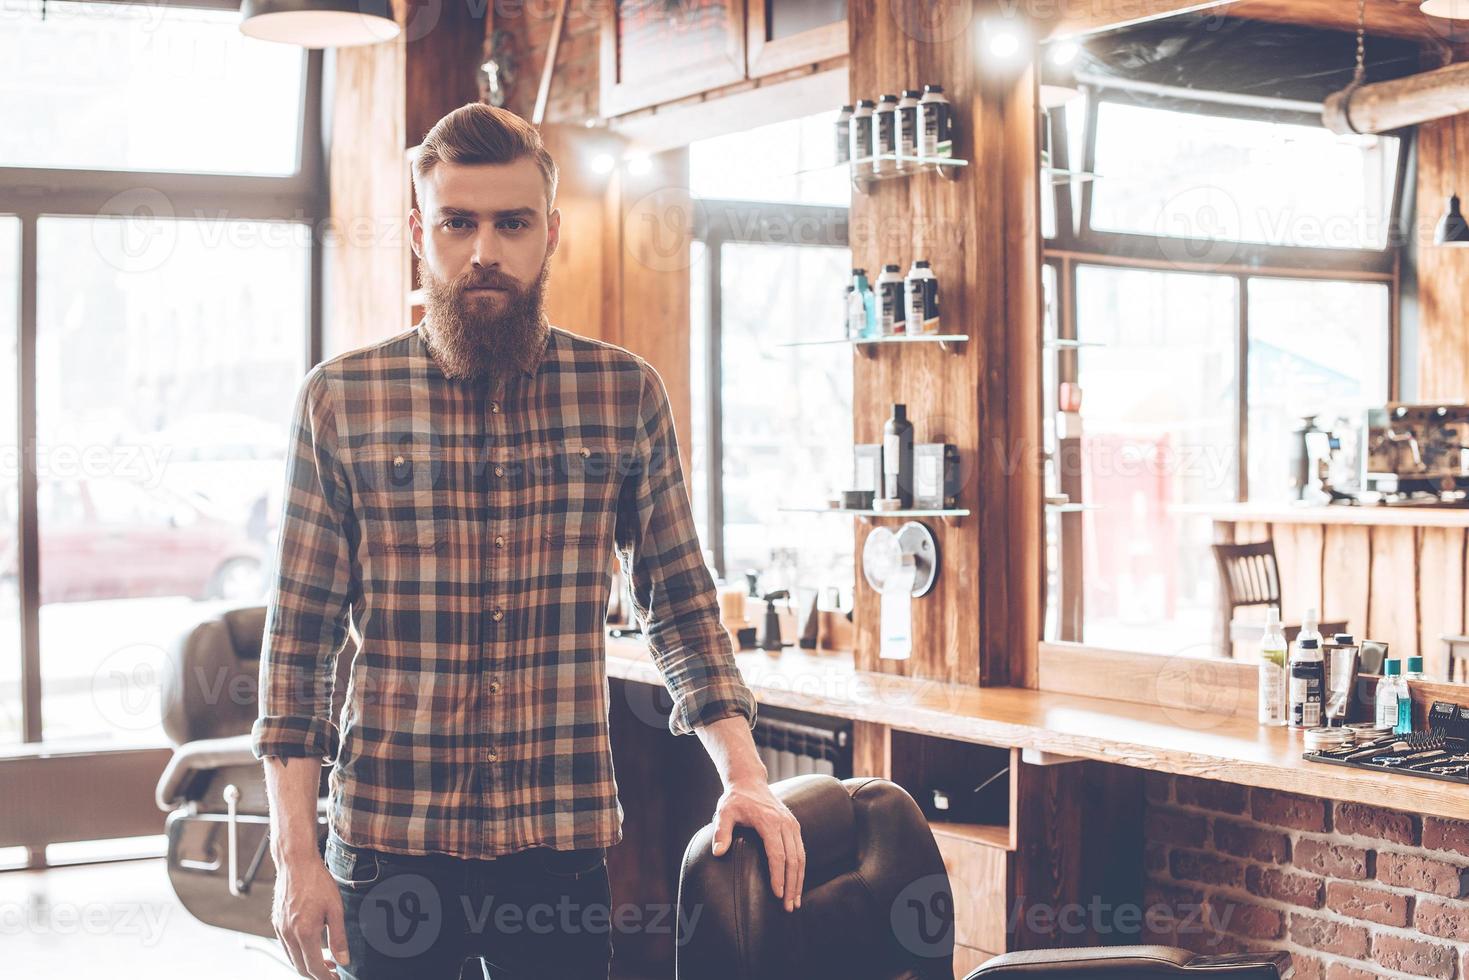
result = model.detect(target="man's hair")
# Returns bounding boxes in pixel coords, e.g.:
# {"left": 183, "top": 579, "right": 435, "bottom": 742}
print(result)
{"left": 412, "top": 103, "right": 559, "bottom": 211}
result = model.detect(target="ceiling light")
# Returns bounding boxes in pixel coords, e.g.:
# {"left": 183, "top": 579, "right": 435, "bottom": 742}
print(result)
{"left": 590, "top": 153, "right": 616, "bottom": 175}
{"left": 1436, "top": 195, "right": 1469, "bottom": 245}
{"left": 1049, "top": 41, "right": 1081, "bottom": 66}
{"left": 1421, "top": 0, "right": 1469, "bottom": 19}
{"left": 240, "top": 0, "right": 399, "bottom": 47}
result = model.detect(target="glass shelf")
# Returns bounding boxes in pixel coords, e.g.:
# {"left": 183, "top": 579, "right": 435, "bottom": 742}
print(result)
{"left": 780, "top": 505, "right": 970, "bottom": 525}
{"left": 776, "top": 333, "right": 970, "bottom": 356}
{"left": 1042, "top": 166, "right": 1100, "bottom": 185}
{"left": 1045, "top": 502, "right": 1099, "bottom": 513}
{"left": 1042, "top": 339, "right": 1104, "bottom": 350}
{"left": 793, "top": 155, "right": 970, "bottom": 193}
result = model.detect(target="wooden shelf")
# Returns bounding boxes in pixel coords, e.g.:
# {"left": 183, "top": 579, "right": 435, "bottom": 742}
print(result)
{"left": 776, "top": 333, "right": 970, "bottom": 355}
{"left": 928, "top": 820, "right": 1012, "bottom": 850}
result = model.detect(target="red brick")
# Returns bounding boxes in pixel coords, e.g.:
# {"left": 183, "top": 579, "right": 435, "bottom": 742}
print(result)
{"left": 1210, "top": 897, "right": 1283, "bottom": 940}
{"left": 1170, "top": 849, "right": 1245, "bottom": 889}
{"left": 1371, "top": 933, "right": 1457, "bottom": 979}
{"left": 1325, "top": 965, "right": 1384, "bottom": 980}
{"left": 1376, "top": 852, "right": 1469, "bottom": 898}
{"left": 1423, "top": 815, "right": 1469, "bottom": 857}
{"left": 1145, "top": 808, "right": 1208, "bottom": 848}
{"left": 1291, "top": 953, "right": 1326, "bottom": 980}
{"left": 1324, "top": 881, "right": 1411, "bottom": 926}
{"left": 1175, "top": 775, "right": 1248, "bottom": 814}
{"left": 1288, "top": 913, "right": 1370, "bottom": 959}
{"left": 1252, "top": 789, "right": 1329, "bottom": 832}
{"left": 1334, "top": 802, "right": 1418, "bottom": 845}
{"left": 1143, "top": 771, "right": 1173, "bottom": 804}
{"left": 1144, "top": 840, "right": 1168, "bottom": 874}
{"left": 1293, "top": 838, "right": 1371, "bottom": 880}
{"left": 1415, "top": 897, "right": 1469, "bottom": 941}
{"left": 1246, "top": 865, "right": 1324, "bottom": 908}
{"left": 1213, "top": 819, "right": 1290, "bottom": 862}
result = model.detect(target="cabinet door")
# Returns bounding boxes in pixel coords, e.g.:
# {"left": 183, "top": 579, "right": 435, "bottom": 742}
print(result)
{"left": 746, "top": 0, "right": 847, "bottom": 78}
{"left": 599, "top": 0, "right": 748, "bottom": 117}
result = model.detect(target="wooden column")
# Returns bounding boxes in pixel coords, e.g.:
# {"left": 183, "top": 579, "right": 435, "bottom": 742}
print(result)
{"left": 1416, "top": 113, "right": 1469, "bottom": 402}
{"left": 847, "top": 0, "right": 1042, "bottom": 686}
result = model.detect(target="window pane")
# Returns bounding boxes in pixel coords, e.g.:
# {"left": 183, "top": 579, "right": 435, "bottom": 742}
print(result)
{"left": 719, "top": 242, "right": 853, "bottom": 597}
{"left": 1073, "top": 265, "right": 1238, "bottom": 656}
{"left": 1090, "top": 101, "right": 1398, "bottom": 249}
{"left": 0, "top": 217, "right": 18, "bottom": 745}
{"left": 1246, "top": 278, "right": 1389, "bottom": 503}
{"left": 36, "top": 214, "right": 308, "bottom": 746}
{"left": 1, "top": 1, "right": 304, "bottom": 175}
{"left": 689, "top": 110, "right": 850, "bottom": 206}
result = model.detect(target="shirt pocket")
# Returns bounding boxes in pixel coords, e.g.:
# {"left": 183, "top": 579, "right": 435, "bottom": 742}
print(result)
{"left": 528, "top": 439, "right": 626, "bottom": 535}
{"left": 352, "top": 446, "right": 446, "bottom": 553}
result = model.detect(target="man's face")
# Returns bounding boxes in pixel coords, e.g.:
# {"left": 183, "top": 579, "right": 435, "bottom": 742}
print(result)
{"left": 409, "top": 157, "right": 561, "bottom": 381}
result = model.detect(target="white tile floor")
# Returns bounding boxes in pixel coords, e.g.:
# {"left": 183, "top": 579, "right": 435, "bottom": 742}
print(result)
{"left": 2, "top": 857, "right": 297, "bottom": 978}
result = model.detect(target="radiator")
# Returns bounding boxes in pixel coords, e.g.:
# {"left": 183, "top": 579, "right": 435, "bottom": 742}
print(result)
{"left": 753, "top": 706, "right": 853, "bottom": 781}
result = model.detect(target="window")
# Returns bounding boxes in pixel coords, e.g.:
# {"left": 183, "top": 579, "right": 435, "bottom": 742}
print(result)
{"left": 2, "top": 3, "right": 321, "bottom": 751}
{"left": 33, "top": 215, "right": 308, "bottom": 745}
{"left": 1246, "top": 279, "right": 1390, "bottom": 502}
{"left": 1069, "top": 265, "right": 1239, "bottom": 654}
{"left": 689, "top": 112, "right": 853, "bottom": 605}
{"left": 0, "top": 0, "right": 306, "bottom": 175}
{"left": 0, "top": 215, "right": 17, "bottom": 745}
{"left": 1090, "top": 100, "right": 1400, "bottom": 250}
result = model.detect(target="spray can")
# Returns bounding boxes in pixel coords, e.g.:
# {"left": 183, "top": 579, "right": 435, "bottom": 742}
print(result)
{"left": 919, "top": 84, "right": 953, "bottom": 160}
{"left": 896, "top": 89, "right": 921, "bottom": 171}
{"left": 1288, "top": 636, "right": 1325, "bottom": 730}
{"left": 904, "top": 260, "right": 940, "bottom": 335}
{"left": 874, "top": 94, "right": 899, "bottom": 175}
{"left": 850, "top": 99, "right": 875, "bottom": 176}
{"left": 877, "top": 264, "right": 905, "bottom": 335}
{"left": 835, "top": 105, "right": 853, "bottom": 165}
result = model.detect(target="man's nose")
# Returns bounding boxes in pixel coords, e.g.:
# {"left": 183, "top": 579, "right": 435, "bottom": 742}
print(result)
{"left": 471, "top": 227, "right": 502, "bottom": 267}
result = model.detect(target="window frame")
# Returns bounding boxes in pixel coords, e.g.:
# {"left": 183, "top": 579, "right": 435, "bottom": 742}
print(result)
{"left": 2, "top": 3, "right": 326, "bottom": 750}
{"left": 1041, "top": 87, "right": 1404, "bottom": 647}
{"left": 691, "top": 197, "right": 849, "bottom": 579}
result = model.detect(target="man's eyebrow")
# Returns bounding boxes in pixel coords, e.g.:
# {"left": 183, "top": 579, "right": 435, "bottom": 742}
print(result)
{"left": 432, "top": 206, "right": 539, "bottom": 221}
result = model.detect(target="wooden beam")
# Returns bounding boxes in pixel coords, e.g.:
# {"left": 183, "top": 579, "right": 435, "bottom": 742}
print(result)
{"left": 1324, "top": 60, "right": 1469, "bottom": 134}
{"left": 1038, "top": 0, "right": 1236, "bottom": 40}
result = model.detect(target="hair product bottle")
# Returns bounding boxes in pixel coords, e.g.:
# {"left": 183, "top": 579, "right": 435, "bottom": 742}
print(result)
{"left": 883, "top": 403, "right": 915, "bottom": 507}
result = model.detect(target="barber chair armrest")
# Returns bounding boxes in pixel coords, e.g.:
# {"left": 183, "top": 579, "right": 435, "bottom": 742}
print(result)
{"left": 966, "top": 947, "right": 1292, "bottom": 980}
{"left": 156, "top": 734, "right": 260, "bottom": 812}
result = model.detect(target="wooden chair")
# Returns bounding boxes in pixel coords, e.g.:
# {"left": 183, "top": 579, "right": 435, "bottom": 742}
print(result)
{"left": 1211, "top": 540, "right": 1346, "bottom": 658}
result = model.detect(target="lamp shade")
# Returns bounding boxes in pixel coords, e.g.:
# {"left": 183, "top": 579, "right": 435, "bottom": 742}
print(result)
{"left": 240, "top": 0, "right": 399, "bottom": 47}
{"left": 1435, "top": 194, "right": 1469, "bottom": 246}
{"left": 1421, "top": 0, "right": 1469, "bottom": 19}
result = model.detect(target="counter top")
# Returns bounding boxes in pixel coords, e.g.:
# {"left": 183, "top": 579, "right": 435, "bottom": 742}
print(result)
{"left": 605, "top": 636, "right": 1469, "bottom": 820}
{"left": 1180, "top": 502, "right": 1469, "bottom": 529}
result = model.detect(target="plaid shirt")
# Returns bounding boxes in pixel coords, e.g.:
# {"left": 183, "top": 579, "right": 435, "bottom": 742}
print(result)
{"left": 250, "top": 319, "right": 757, "bottom": 859}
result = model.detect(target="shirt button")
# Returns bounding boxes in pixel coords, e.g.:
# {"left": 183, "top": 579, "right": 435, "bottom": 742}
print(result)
{"left": 486, "top": 747, "right": 498, "bottom": 762}
{"left": 488, "top": 680, "right": 502, "bottom": 695}
{"left": 491, "top": 608, "right": 504, "bottom": 622}
{"left": 490, "top": 401, "right": 501, "bottom": 414}
{"left": 494, "top": 535, "right": 505, "bottom": 549}
{"left": 579, "top": 446, "right": 591, "bottom": 458}
{"left": 494, "top": 464, "right": 505, "bottom": 478}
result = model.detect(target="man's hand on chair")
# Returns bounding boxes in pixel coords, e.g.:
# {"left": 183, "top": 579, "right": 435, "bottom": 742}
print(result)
{"left": 273, "top": 856, "right": 350, "bottom": 980}
{"left": 710, "top": 776, "right": 806, "bottom": 912}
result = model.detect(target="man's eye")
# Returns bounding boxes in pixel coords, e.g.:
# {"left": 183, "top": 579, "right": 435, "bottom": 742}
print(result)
{"left": 443, "top": 218, "right": 471, "bottom": 230}
{"left": 500, "top": 219, "right": 528, "bottom": 232}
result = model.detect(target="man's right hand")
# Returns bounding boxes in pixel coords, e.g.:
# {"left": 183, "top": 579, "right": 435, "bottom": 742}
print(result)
{"left": 272, "top": 853, "right": 351, "bottom": 980}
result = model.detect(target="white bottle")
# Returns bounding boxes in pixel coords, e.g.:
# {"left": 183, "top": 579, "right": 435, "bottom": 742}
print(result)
{"left": 895, "top": 89, "right": 921, "bottom": 171}
{"left": 904, "top": 260, "right": 940, "bottom": 335}
{"left": 1375, "top": 659, "right": 1403, "bottom": 730}
{"left": 849, "top": 99, "right": 875, "bottom": 177}
{"left": 876, "top": 264, "right": 905, "bottom": 335}
{"left": 1298, "top": 607, "right": 1322, "bottom": 650}
{"left": 918, "top": 84, "right": 953, "bottom": 160}
{"left": 874, "top": 94, "right": 899, "bottom": 175}
{"left": 1258, "top": 606, "right": 1287, "bottom": 727}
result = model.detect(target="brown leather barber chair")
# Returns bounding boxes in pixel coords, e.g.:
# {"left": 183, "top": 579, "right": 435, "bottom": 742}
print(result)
{"left": 676, "top": 774, "right": 1293, "bottom": 980}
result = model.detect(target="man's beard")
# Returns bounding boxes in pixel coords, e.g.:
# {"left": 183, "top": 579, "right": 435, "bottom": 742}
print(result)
{"left": 419, "top": 257, "right": 551, "bottom": 383}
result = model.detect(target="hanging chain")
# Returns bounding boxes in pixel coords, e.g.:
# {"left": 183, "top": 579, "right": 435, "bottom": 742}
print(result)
{"left": 1352, "top": 0, "right": 1367, "bottom": 87}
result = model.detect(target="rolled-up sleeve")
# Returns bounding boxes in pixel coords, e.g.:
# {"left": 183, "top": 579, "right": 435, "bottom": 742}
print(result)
{"left": 250, "top": 366, "right": 357, "bottom": 763}
{"left": 615, "top": 359, "right": 758, "bottom": 738}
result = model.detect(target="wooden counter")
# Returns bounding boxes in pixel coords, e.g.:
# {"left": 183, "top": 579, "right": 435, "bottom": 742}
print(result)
{"left": 1201, "top": 504, "right": 1469, "bottom": 674}
{"left": 604, "top": 636, "right": 1469, "bottom": 821}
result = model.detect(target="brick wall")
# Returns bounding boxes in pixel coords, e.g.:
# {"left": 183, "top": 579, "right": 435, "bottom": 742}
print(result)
{"left": 1142, "top": 773, "right": 1469, "bottom": 980}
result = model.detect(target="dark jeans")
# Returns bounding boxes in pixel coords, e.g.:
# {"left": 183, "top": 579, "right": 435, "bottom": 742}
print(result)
{"left": 324, "top": 828, "right": 614, "bottom": 980}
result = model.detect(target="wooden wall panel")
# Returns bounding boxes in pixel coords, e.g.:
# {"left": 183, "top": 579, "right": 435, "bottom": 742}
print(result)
{"left": 1416, "top": 114, "right": 1469, "bottom": 403}
{"left": 848, "top": 0, "right": 1040, "bottom": 686}
{"left": 1417, "top": 526, "right": 1466, "bottom": 678}
{"left": 1321, "top": 524, "right": 1372, "bottom": 644}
